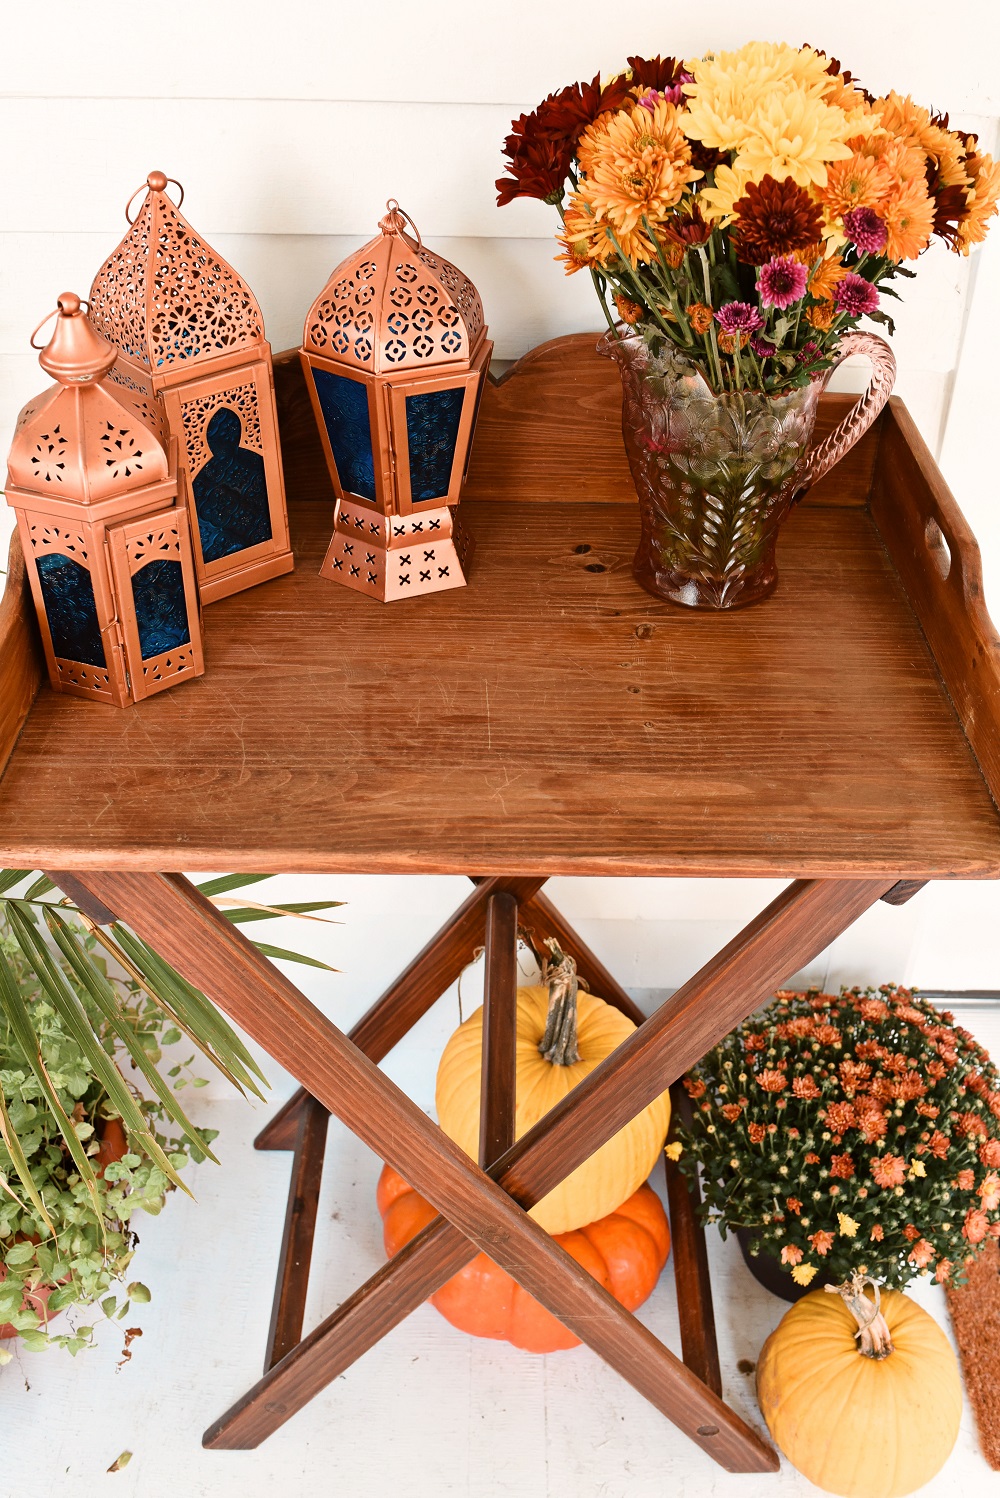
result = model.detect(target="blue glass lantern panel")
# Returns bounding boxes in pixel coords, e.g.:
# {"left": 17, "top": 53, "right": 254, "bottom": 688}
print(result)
{"left": 130, "top": 559, "right": 192, "bottom": 660}
{"left": 191, "top": 406, "right": 273, "bottom": 564}
{"left": 312, "top": 368, "right": 376, "bottom": 501}
{"left": 35, "top": 552, "right": 106, "bottom": 667}
{"left": 404, "top": 387, "right": 465, "bottom": 501}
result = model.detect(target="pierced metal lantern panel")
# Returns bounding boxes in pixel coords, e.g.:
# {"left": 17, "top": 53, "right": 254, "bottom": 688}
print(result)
{"left": 106, "top": 507, "right": 204, "bottom": 701}
{"left": 4, "top": 294, "right": 207, "bottom": 706}
{"left": 88, "top": 173, "right": 294, "bottom": 605}
{"left": 301, "top": 202, "right": 492, "bottom": 602}
{"left": 88, "top": 173, "right": 264, "bottom": 374}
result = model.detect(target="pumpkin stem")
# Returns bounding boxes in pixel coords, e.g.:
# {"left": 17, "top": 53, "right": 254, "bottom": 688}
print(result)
{"left": 538, "top": 940, "right": 581, "bottom": 1066}
{"left": 825, "top": 1274, "right": 894, "bottom": 1360}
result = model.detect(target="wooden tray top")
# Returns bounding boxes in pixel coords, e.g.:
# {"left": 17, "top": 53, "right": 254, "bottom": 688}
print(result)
{"left": 1, "top": 334, "right": 999, "bottom": 879}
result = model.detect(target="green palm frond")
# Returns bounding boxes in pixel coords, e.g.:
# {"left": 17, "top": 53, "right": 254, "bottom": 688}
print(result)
{"left": 0, "top": 870, "right": 344, "bottom": 1214}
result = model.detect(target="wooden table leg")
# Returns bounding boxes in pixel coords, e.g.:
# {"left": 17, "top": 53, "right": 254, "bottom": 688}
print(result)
{"left": 263, "top": 1092, "right": 330, "bottom": 1369}
{"left": 479, "top": 891, "right": 518, "bottom": 1168}
{"left": 665, "top": 1084, "right": 722, "bottom": 1396}
{"left": 258, "top": 874, "right": 546, "bottom": 1144}
{"left": 69, "top": 870, "right": 889, "bottom": 1459}
{"left": 69, "top": 868, "right": 781, "bottom": 1471}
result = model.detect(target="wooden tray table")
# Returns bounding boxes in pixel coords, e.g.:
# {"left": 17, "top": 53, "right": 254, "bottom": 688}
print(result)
{"left": 1, "top": 334, "right": 999, "bottom": 1472}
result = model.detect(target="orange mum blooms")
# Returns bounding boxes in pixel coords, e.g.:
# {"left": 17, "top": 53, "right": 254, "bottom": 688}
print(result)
{"left": 577, "top": 99, "right": 701, "bottom": 243}
{"left": 882, "top": 177, "right": 935, "bottom": 260}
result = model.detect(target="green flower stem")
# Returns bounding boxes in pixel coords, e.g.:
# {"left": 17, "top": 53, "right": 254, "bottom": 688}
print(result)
{"left": 696, "top": 246, "right": 726, "bottom": 393}
{"left": 605, "top": 229, "right": 679, "bottom": 343}
{"left": 590, "top": 267, "right": 621, "bottom": 340}
{"left": 642, "top": 215, "right": 695, "bottom": 345}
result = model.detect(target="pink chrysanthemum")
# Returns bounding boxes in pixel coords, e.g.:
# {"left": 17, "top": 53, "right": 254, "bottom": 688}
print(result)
{"left": 843, "top": 206, "right": 889, "bottom": 255}
{"left": 834, "top": 273, "right": 880, "bottom": 318}
{"left": 715, "top": 301, "right": 764, "bottom": 335}
{"left": 757, "top": 255, "right": 809, "bottom": 309}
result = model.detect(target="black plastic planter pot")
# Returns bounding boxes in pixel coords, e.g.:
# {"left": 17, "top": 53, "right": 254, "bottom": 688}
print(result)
{"left": 734, "top": 1226, "right": 834, "bottom": 1302}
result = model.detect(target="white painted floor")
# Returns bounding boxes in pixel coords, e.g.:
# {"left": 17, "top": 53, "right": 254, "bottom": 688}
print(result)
{"left": 0, "top": 930, "right": 997, "bottom": 1498}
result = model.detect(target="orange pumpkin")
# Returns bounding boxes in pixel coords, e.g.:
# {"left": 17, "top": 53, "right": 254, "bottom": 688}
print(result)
{"left": 377, "top": 1164, "right": 670, "bottom": 1353}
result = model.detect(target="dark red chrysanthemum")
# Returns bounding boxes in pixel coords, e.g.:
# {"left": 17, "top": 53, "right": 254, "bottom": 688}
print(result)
{"left": 496, "top": 74, "right": 635, "bottom": 206}
{"left": 626, "top": 54, "right": 684, "bottom": 92}
{"left": 733, "top": 175, "right": 826, "bottom": 265}
{"left": 662, "top": 201, "right": 712, "bottom": 248}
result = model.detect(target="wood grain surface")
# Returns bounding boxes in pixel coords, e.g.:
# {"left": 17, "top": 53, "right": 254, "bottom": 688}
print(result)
{"left": 1, "top": 336, "right": 998, "bottom": 876}
{"left": 871, "top": 400, "right": 1000, "bottom": 810}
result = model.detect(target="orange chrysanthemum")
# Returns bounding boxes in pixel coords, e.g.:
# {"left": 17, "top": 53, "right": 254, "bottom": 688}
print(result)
{"left": 806, "top": 302, "right": 834, "bottom": 330}
{"left": 576, "top": 99, "right": 701, "bottom": 242}
{"left": 871, "top": 1153, "right": 907, "bottom": 1188}
{"left": 874, "top": 92, "right": 969, "bottom": 191}
{"left": 614, "top": 293, "right": 644, "bottom": 325}
{"left": 554, "top": 201, "right": 616, "bottom": 273}
{"left": 882, "top": 177, "right": 935, "bottom": 260}
{"left": 956, "top": 144, "right": 1000, "bottom": 255}
{"left": 687, "top": 302, "right": 715, "bottom": 334}
{"left": 819, "top": 151, "right": 893, "bottom": 220}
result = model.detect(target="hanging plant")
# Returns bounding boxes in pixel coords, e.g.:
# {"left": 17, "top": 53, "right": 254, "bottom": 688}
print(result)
{"left": 0, "top": 871, "right": 341, "bottom": 1356}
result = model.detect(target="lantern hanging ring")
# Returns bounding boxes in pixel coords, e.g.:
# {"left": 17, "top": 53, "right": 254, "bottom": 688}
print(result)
{"left": 30, "top": 294, "right": 90, "bottom": 349}
{"left": 125, "top": 172, "right": 185, "bottom": 225}
{"left": 382, "top": 198, "right": 423, "bottom": 249}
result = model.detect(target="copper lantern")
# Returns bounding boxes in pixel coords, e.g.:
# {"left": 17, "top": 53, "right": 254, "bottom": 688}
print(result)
{"left": 88, "top": 171, "right": 293, "bottom": 605}
{"left": 300, "top": 201, "right": 492, "bottom": 601}
{"left": 4, "top": 294, "right": 205, "bottom": 707}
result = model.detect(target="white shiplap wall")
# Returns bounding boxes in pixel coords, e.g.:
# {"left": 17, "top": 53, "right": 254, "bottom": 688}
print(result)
{"left": 2, "top": 0, "right": 1000, "bottom": 989}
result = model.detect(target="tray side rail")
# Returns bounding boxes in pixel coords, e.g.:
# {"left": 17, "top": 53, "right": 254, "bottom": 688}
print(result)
{"left": 870, "top": 397, "right": 1000, "bottom": 811}
{"left": 0, "top": 527, "right": 44, "bottom": 780}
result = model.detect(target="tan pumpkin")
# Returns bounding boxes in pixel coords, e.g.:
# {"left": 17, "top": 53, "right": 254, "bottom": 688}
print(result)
{"left": 435, "top": 943, "right": 670, "bottom": 1234}
{"left": 756, "top": 1276, "right": 962, "bottom": 1498}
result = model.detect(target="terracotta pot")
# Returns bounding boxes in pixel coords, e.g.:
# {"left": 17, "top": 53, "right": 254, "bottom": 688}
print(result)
{"left": 0, "top": 1116, "right": 129, "bottom": 1338}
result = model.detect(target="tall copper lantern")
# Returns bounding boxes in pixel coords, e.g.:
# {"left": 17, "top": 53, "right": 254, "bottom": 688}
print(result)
{"left": 4, "top": 294, "right": 205, "bottom": 707}
{"left": 301, "top": 202, "right": 492, "bottom": 600}
{"left": 88, "top": 171, "right": 293, "bottom": 604}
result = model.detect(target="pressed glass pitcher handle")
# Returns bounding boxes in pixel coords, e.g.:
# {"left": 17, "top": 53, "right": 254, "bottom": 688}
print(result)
{"left": 796, "top": 331, "right": 896, "bottom": 493}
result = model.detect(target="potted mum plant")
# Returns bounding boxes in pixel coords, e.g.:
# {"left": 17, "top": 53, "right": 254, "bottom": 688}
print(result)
{"left": 676, "top": 985, "right": 1000, "bottom": 1301}
{"left": 0, "top": 871, "right": 336, "bottom": 1356}
{"left": 497, "top": 44, "right": 1000, "bottom": 609}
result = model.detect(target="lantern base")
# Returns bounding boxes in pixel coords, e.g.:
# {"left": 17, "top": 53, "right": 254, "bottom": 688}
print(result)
{"left": 319, "top": 501, "right": 472, "bottom": 601}
{"left": 200, "top": 546, "right": 295, "bottom": 606}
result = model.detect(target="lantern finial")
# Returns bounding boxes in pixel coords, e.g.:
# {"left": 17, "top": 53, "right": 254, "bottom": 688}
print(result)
{"left": 35, "top": 294, "right": 117, "bottom": 385}
{"left": 378, "top": 200, "right": 415, "bottom": 241}
{"left": 146, "top": 169, "right": 168, "bottom": 193}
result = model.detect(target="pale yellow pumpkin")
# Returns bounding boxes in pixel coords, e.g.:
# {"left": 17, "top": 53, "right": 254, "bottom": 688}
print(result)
{"left": 435, "top": 982, "right": 670, "bottom": 1235}
{"left": 756, "top": 1278, "right": 962, "bottom": 1498}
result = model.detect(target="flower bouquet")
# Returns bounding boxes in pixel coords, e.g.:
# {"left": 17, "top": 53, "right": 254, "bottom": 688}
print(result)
{"left": 498, "top": 45, "right": 1000, "bottom": 608}
{"left": 676, "top": 986, "right": 1000, "bottom": 1297}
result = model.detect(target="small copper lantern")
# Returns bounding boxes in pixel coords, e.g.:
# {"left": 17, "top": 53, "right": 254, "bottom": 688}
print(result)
{"left": 300, "top": 201, "right": 492, "bottom": 600}
{"left": 4, "top": 294, "right": 205, "bottom": 707}
{"left": 88, "top": 171, "right": 293, "bottom": 605}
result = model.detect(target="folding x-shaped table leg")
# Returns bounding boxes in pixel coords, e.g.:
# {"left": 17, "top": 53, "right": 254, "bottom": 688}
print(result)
{"left": 56, "top": 869, "right": 899, "bottom": 1472}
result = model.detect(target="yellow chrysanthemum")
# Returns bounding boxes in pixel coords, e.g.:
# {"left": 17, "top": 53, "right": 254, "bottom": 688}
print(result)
{"left": 791, "top": 1263, "right": 819, "bottom": 1287}
{"left": 956, "top": 145, "right": 1000, "bottom": 255}
{"left": 742, "top": 90, "right": 855, "bottom": 190}
{"left": 683, "top": 42, "right": 835, "bottom": 149}
{"left": 664, "top": 1140, "right": 684, "bottom": 1161}
{"left": 576, "top": 100, "right": 701, "bottom": 239}
{"left": 882, "top": 176, "right": 935, "bottom": 260}
{"left": 684, "top": 42, "right": 865, "bottom": 189}
{"left": 837, "top": 1212, "right": 860, "bottom": 1237}
{"left": 697, "top": 162, "right": 755, "bottom": 224}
